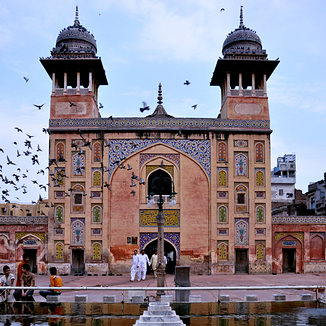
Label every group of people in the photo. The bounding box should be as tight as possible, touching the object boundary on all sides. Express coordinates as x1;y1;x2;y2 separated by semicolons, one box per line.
131;249;167;282
0;253;62;302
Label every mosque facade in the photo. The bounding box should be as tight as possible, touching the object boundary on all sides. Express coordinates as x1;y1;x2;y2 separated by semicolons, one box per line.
41;7;279;275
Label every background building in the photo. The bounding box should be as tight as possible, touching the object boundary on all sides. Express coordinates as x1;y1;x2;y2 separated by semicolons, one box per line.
271;154;296;207
0;201;49;275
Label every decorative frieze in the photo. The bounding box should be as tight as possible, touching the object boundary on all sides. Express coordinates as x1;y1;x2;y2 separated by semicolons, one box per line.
272;216;326;224
0;216;48;224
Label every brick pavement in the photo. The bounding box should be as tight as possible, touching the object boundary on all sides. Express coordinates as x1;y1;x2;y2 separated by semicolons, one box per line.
22;272;326;303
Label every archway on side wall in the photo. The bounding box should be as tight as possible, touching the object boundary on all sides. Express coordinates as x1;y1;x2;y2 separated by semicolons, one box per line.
144;239;176;274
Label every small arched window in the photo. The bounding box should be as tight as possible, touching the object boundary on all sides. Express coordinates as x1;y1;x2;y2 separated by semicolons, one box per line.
147;169;172;196
93;142;102;162
56;142;65;161
218;142;227;162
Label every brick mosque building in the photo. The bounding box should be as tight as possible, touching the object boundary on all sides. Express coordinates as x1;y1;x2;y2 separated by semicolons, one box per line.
2;7;326;276
38;6;280;275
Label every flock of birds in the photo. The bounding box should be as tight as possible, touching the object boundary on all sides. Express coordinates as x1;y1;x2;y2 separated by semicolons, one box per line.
8;75;201;208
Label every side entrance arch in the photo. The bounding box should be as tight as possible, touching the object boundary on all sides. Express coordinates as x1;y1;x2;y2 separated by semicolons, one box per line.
144;239;176;274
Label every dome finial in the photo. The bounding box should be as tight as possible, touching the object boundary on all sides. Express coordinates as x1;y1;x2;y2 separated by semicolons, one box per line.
239;5;244;28
74;5;80;27
157;82;163;105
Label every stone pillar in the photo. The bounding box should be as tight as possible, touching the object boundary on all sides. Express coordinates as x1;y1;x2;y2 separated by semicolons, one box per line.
263;74;267;96
252;73;256;95
239;73;243;96
226;73;231;95
52;72;56;94
89;71;93;94
63;72;67;94
77;71;81;94
156;210;166;297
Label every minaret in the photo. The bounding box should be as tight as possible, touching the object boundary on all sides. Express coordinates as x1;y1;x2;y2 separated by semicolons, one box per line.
210;6;279;120
41;6;108;119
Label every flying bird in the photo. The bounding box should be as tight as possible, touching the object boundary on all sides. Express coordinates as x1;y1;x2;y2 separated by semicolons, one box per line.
220;8;225;12
0;148;4;153
69;100;77;107
140;101;150;112
127;164;132;170
34;103;45;110
130;190;136;196
99;103;104;109
26;134;34;139
23;77;29;82
37;144;42;152
15;127;23;133
104;182;111;191
6;156;15;165
130;179;136;187
184;80;190;85
192;104;198;110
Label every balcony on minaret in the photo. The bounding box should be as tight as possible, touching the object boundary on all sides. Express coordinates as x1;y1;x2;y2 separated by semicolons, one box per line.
221;70;267;105
51;70;96;99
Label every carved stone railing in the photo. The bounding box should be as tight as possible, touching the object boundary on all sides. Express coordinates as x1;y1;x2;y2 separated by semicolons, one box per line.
272;215;326;224
0;216;48;224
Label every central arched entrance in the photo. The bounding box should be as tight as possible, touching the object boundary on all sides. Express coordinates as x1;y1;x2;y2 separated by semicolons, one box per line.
144;239;176;274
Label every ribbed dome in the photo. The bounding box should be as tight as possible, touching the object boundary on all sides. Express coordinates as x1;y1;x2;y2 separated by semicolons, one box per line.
53;6;97;56
222;6;262;56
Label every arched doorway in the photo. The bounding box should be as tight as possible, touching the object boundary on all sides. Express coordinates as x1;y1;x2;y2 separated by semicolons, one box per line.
144;240;176;274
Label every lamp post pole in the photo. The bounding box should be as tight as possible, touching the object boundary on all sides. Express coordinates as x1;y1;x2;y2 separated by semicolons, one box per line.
147;165;176;299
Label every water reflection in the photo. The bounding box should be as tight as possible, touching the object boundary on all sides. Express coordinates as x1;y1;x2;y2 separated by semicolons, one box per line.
0;301;325;325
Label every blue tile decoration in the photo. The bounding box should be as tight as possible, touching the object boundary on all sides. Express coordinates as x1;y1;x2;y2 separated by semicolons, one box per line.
108;139;211;181
140;154;180;169
310;232;325;239
140;232;180;259
49;117;270;130
282;240;296;246
255;228;266;236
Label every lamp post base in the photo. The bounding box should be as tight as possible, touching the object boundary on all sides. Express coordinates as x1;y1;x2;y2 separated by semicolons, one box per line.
156;265;166;298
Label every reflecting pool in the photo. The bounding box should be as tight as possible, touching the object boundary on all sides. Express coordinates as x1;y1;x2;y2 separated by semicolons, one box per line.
1;301;326;326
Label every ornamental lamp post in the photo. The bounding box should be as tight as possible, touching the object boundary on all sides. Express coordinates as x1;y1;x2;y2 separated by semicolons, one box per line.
146;161;177;298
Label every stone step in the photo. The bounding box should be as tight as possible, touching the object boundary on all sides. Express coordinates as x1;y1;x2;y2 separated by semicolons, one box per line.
139;316;180;322
135;322;185;326
143;310;176;316
133;302;186;326
148;305;172;311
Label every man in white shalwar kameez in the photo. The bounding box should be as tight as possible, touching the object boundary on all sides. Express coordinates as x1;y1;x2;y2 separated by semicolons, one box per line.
130;250;140;282
139;250;150;281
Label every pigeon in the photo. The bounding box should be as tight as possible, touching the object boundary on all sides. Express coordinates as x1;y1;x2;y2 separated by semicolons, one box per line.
127;164;132;170
0;148;4;153
184;80;190;85
26;134;34;139
6;156;15;165
34;103;45;110
130;190;136;196
69;100;77;107
23;77;29;82
139;178;145;185
15;127;23;133
99;103;104;109
130;179;136;187
37;144;42;152
104;182;111;191
192;104;197;110
220;8;225;12
140;101;150;112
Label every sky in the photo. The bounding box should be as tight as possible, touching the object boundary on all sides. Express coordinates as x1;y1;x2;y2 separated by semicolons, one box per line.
0;0;325;203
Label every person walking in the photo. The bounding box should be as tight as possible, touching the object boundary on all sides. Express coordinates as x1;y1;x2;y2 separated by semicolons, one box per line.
149;251;158;278
130;249;140;282
39;267;63;299
139;249;150;281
